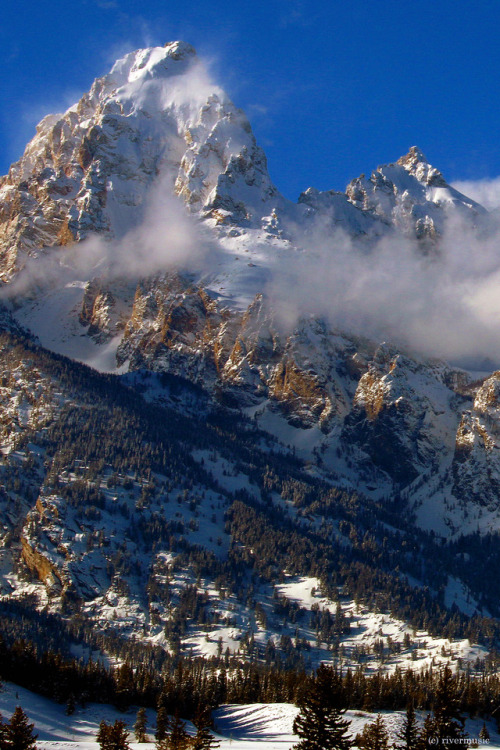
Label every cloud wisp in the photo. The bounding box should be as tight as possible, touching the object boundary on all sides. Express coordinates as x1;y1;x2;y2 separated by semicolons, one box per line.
267;209;500;368
452;177;500;212
2;178;218;301
6;150;500;372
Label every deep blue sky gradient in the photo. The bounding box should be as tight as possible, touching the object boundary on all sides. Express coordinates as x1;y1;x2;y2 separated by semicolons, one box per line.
2;0;500;199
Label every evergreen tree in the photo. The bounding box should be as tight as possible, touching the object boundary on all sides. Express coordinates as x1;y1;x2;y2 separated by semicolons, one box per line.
293;664;352;750
423;666;466;745
97;721;110;750
418;715;435;750
65;695;76;716
192;724;220;750
192;708;220;750
395;703;420;750
115;664;135;710
479;724;490;742
134;709;148;743
0;712;9;750
167;713;190;750
155;708;170;742
96;720;130;750
7;707;37;750
355;715;389;750
110;721;130;750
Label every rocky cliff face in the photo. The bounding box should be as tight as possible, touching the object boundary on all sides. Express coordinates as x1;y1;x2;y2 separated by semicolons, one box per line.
452;373;500;506
95;264;499;521
342;344;463;486
113;275;361;428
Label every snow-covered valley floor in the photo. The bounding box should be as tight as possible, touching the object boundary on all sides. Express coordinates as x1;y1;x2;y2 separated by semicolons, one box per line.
2;681;500;749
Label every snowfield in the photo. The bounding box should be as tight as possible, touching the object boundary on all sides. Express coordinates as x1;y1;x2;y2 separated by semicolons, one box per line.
1;682;500;749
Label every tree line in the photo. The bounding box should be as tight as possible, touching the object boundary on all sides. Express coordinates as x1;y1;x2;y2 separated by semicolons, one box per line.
2;664;495;750
4;629;500;725
293;663;490;750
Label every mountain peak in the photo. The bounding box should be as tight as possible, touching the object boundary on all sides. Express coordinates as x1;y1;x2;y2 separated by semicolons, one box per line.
397;145;429;168
108;41;198;89
163;40;197;58
396;145;446;186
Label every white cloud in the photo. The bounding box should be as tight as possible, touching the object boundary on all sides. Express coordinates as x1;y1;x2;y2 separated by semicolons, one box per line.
267;210;500;368
452;177;500;211
2;176;217;303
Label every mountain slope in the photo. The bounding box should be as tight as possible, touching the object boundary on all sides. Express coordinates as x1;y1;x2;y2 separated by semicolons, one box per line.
3;42;500;672
0;327;497;670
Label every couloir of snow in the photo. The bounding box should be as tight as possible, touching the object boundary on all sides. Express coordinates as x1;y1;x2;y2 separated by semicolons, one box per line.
12;280;127;372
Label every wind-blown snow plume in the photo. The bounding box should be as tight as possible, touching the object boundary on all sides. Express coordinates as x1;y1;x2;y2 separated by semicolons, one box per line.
85;179;214;277
452;177;500;211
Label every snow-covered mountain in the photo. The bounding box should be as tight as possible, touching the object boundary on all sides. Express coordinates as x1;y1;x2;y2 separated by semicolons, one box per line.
0;42;486;281
0;41;282;280
3;42;500;669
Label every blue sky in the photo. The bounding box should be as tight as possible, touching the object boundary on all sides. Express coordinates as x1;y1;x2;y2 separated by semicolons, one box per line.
2;0;500;200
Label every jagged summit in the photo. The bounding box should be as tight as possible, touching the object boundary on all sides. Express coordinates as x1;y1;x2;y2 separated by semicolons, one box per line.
108;41;198;88
396;145;447;186
398;145;428;163
342;145;486;238
397;145;429;168
163;40;197;56
0;38;490;283
299;144;487;244
0;41;281;278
